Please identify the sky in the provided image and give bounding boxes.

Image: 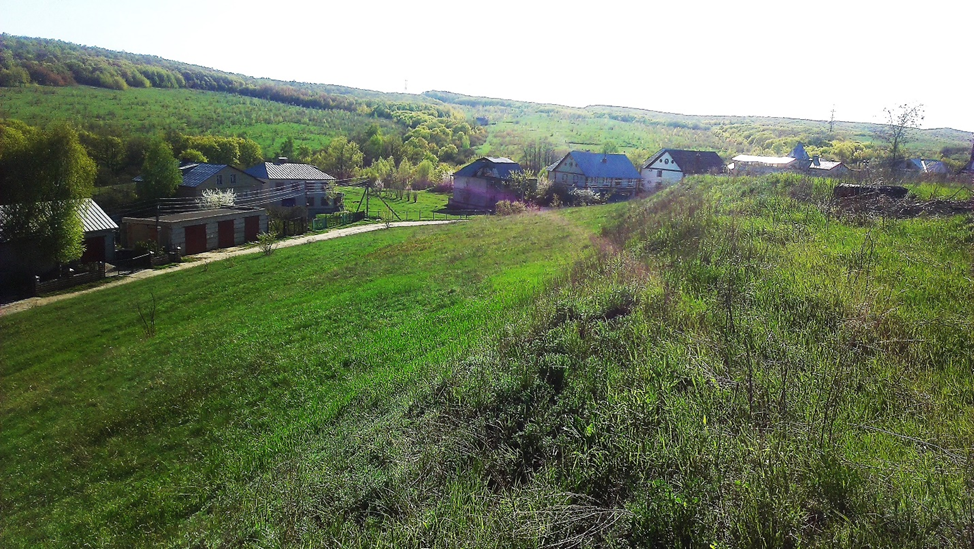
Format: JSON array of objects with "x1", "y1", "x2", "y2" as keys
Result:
[{"x1": 2, "y1": 0, "x2": 973, "y2": 132}]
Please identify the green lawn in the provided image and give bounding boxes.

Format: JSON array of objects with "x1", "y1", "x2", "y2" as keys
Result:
[
  {"x1": 0, "y1": 211, "x2": 604, "y2": 546},
  {"x1": 336, "y1": 186, "x2": 464, "y2": 220}
]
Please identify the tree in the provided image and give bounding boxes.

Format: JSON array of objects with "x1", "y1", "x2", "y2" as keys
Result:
[
  {"x1": 137, "y1": 139, "x2": 181, "y2": 200},
  {"x1": 0, "y1": 122, "x2": 96, "y2": 271},
  {"x1": 313, "y1": 136, "x2": 363, "y2": 180},
  {"x1": 278, "y1": 136, "x2": 295, "y2": 159},
  {"x1": 875, "y1": 103, "x2": 924, "y2": 167}
]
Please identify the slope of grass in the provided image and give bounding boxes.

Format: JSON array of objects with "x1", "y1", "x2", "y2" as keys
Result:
[
  {"x1": 3, "y1": 175, "x2": 973, "y2": 546},
  {"x1": 0, "y1": 212, "x2": 601, "y2": 546}
]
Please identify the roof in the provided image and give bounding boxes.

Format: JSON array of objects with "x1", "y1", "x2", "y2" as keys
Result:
[
  {"x1": 559, "y1": 151, "x2": 641, "y2": 179},
  {"x1": 245, "y1": 162, "x2": 336, "y2": 181},
  {"x1": 78, "y1": 198, "x2": 118, "y2": 233},
  {"x1": 124, "y1": 208, "x2": 262, "y2": 224},
  {"x1": 904, "y1": 159, "x2": 949, "y2": 174},
  {"x1": 809, "y1": 160, "x2": 845, "y2": 171},
  {"x1": 454, "y1": 157, "x2": 523, "y2": 179},
  {"x1": 788, "y1": 143, "x2": 810, "y2": 161},
  {"x1": 0, "y1": 198, "x2": 117, "y2": 240},
  {"x1": 732, "y1": 155, "x2": 798, "y2": 166},
  {"x1": 643, "y1": 149, "x2": 723, "y2": 174},
  {"x1": 180, "y1": 163, "x2": 228, "y2": 188}
]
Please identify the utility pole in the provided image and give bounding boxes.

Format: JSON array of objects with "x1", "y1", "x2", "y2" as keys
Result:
[{"x1": 829, "y1": 105, "x2": 836, "y2": 133}]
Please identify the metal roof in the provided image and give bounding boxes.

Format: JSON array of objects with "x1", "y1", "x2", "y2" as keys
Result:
[
  {"x1": 245, "y1": 162, "x2": 336, "y2": 181},
  {"x1": 559, "y1": 151, "x2": 641, "y2": 179},
  {"x1": 0, "y1": 198, "x2": 117, "y2": 240},
  {"x1": 454, "y1": 157, "x2": 523, "y2": 179},
  {"x1": 732, "y1": 155, "x2": 797, "y2": 166},
  {"x1": 809, "y1": 160, "x2": 845, "y2": 171},
  {"x1": 78, "y1": 198, "x2": 118, "y2": 233}
]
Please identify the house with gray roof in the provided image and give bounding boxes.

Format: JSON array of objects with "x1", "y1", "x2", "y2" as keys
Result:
[
  {"x1": 548, "y1": 151, "x2": 642, "y2": 197},
  {"x1": 449, "y1": 157, "x2": 523, "y2": 211},
  {"x1": 175, "y1": 163, "x2": 263, "y2": 198},
  {"x1": 245, "y1": 158, "x2": 341, "y2": 215}
]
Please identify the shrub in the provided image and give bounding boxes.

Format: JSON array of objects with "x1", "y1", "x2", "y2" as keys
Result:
[
  {"x1": 495, "y1": 200, "x2": 527, "y2": 216},
  {"x1": 257, "y1": 232, "x2": 277, "y2": 256}
]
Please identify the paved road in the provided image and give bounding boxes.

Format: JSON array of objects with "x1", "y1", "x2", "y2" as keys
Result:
[{"x1": 0, "y1": 220, "x2": 457, "y2": 317}]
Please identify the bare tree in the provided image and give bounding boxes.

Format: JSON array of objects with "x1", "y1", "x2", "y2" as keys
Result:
[{"x1": 875, "y1": 103, "x2": 924, "y2": 168}]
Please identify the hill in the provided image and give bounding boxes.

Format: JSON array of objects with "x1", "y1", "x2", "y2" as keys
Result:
[
  {"x1": 2, "y1": 176, "x2": 972, "y2": 546},
  {"x1": 3, "y1": 34, "x2": 971, "y2": 176}
]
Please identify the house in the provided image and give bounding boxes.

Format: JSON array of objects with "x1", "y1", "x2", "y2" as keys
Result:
[
  {"x1": 77, "y1": 198, "x2": 119, "y2": 263},
  {"x1": 548, "y1": 151, "x2": 642, "y2": 197},
  {"x1": 245, "y1": 158, "x2": 342, "y2": 216},
  {"x1": 122, "y1": 207, "x2": 268, "y2": 256},
  {"x1": 807, "y1": 157, "x2": 850, "y2": 177},
  {"x1": 641, "y1": 149, "x2": 723, "y2": 189},
  {"x1": 448, "y1": 157, "x2": 522, "y2": 211},
  {"x1": 1, "y1": 198, "x2": 117, "y2": 284},
  {"x1": 730, "y1": 143, "x2": 848, "y2": 176},
  {"x1": 894, "y1": 158, "x2": 950, "y2": 176},
  {"x1": 175, "y1": 163, "x2": 264, "y2": 198}
]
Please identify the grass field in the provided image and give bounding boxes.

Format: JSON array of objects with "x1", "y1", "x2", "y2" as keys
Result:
[
  {"x1": 0, "y1": 211, "x2": 604, "y2": 546},
  {"x1": 2, "y1": 175, "x2": 973, "y2": 546}
]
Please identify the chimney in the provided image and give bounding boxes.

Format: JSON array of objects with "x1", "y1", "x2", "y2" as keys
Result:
[
  {"x1": 276, "y1": 157, "x2": 288, "y2": 165},
  {"x1": 812, "y1": 155, "x2": 820, "y2": 166}
]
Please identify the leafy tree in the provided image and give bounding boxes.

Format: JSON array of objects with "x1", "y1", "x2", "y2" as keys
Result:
[
  {"x1": 278, "y1": 136, "x2": 295, "y2": 159},
  {"x1": 236, "y1": 138, "x2": 263, "y2": 168},
  {"x1": 181, "y1": 148, "x2": 208, "y2": 163},
  {"x1": 313, "y1": 136, "x2": 363, "y2": 180},
  {"x1": 875, "y1": 103, "x2": 924, "y2": 167},
  {"x1": 0, "y1": 122, "x2": 95, "y2": 271},
  {"x1": 137, "y1": 139, "x2": 181, "y2": 200}
]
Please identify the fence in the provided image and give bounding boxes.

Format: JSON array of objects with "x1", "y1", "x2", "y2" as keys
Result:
[
  {"x1": 312, "y1": 211, "x2": 366, "y2": 230},
  {"x1": 34, "y1": 262, "x2": 106, "y2": 296}
]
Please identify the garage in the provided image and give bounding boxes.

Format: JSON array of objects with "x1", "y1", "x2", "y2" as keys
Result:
[{"x1": 184, "y1": 224, "x2": 207, "y2": 255}]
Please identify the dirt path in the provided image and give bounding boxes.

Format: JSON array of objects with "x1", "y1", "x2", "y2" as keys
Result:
[{"x1": 0, "y1": 220, "x2": 457, "y2": 317}]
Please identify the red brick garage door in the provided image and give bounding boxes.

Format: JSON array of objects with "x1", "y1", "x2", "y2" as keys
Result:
[
  {"x1": 218, "y1": 220, "x2": 235, "y2": 249},
  {"x1": 184, "y1": 224, "x2": 207, "y2": 255}
]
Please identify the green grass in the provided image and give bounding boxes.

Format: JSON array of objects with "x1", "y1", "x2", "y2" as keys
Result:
[
  {"x1": 3, "y1": 175, "x2": 973, "y2": 546},
  {"x1": 336, "y1": 187, "x2": 464, "y2": 220},
  {"x1": 0, "y1": 212, "x2": 601, "y2": 546}
]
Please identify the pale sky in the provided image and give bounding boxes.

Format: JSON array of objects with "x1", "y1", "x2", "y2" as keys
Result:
[{"x1": 2, "y1": 0, "x2": 972, "y2": 132}]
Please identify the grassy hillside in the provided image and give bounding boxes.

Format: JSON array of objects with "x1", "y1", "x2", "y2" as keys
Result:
[
  {"x1": 0, "y1": 211, "x2": 609, "y2": 546},
  {"x1": 3, "y1": 176, "x2": 972, "y2": 546},
  {"x1": 0, "y1": 86, "x2": 399, "y2": 155}
]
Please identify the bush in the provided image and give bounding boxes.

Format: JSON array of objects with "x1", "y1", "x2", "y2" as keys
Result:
[
  {"x1": 257, "y1": 232, "x2": 277, "y2": 256},
  {"x1": 495, "y1": 200, "x2": 527, "y2": 216}
]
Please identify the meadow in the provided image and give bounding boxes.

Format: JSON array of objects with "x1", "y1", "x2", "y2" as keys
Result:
[{"x1": 2, "y1": 175, "x2": 972, "y2": 546}]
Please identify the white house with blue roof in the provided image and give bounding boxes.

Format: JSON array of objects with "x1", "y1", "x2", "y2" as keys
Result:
[{"x1": 548, "y1": 151, "x2": 642, "y2": 197}]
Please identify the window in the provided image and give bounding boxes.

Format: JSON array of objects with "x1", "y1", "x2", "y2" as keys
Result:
[
  {"x1": 573, "y1": 175, "x2": 578, "y2": 184},
  {"x1": 230, "y1": 174, "x2": 236, "y2": 185},
  {"x1": 216, "y1": 175, "x2": 223, "y2": 185},
  {"x1": 307, "y1": 197, "x2": 314, "y2": 207},
  {"x1": 657, "y1": 170, "x2": 663, "y2": 178},
  {"x1": 561, "y1": 173, "x2": 567, "y2": 182}
]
